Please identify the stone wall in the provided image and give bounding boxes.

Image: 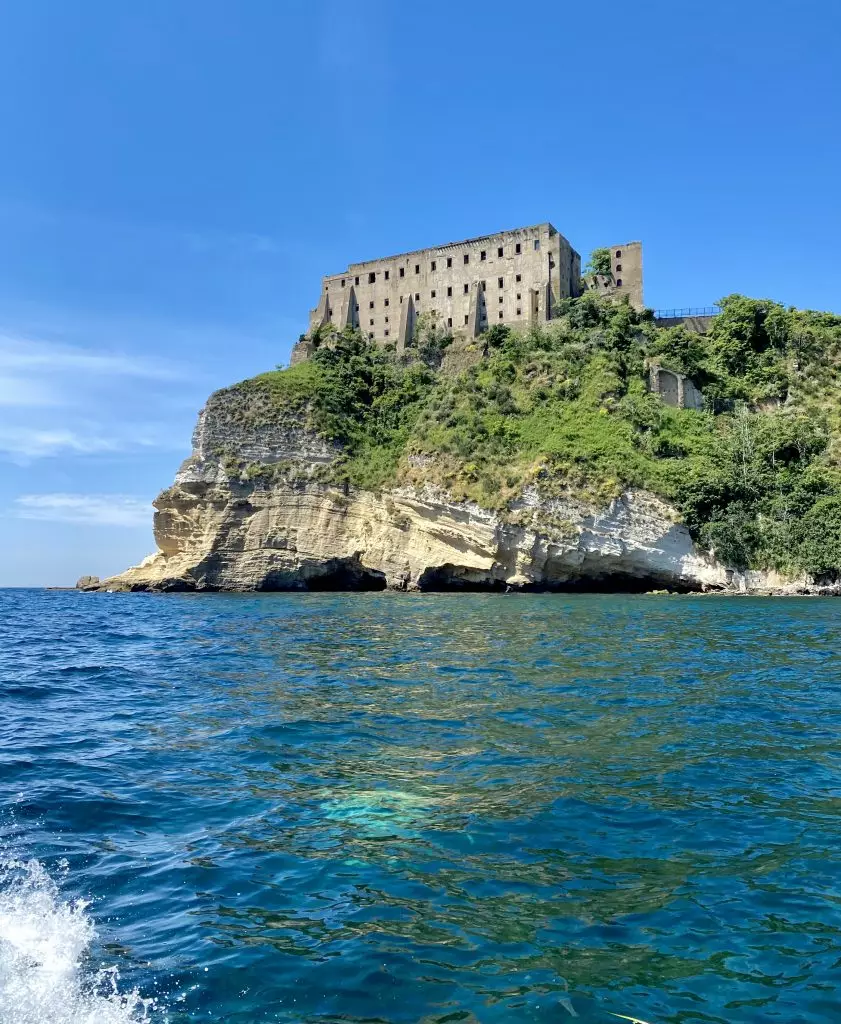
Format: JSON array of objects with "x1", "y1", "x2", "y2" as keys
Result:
[{"x1": 308, "y1": 223, "x2": 581, "y2": 349}]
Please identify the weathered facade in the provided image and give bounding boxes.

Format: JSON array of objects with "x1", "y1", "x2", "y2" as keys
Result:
[
  {"x1": 306, "y1": 223, "x2": 583, "y2": 353},
  {"x1": 584, "y1": 241, "x2": 644, "y2": 310},
  {"x1": 649, "y1": 365, "x2": 704, "y2": 410}
]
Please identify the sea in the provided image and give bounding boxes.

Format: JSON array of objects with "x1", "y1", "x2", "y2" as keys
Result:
[{"x1": 1, "y1": 588, "x2": 840, "y2": 1024}]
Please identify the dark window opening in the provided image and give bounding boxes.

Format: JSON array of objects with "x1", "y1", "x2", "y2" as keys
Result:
[
  {"x1": 431, "y1": 290, "x2": 436, "y2": 298},
  {"x1": 368, "y1": 272, "x2": 376, "y2": 283},
  {"x1": 415, "y1": 293, "x2": 420, "y2": 301},
  {"x1": 384, "y1": 298, "x2": 389, "y2": 306},
  {"x1": 447, "y1": 257, "x2": 453, "y2": 268},
  {"x1": 369, "y1": 319, "x2": 374, "y2": 326},
  {"x1": 515, "y1": 243, "x2": 521, "y2": 254},
  {"x1": 400, "y1": 296, "x2": 403, "y2": 303},
  {"x1": 369, "y1": 300, "x2": 374, "y2": 309},
  {"x1": 464, "y1": 314, "x2": 469, "y2": 325},
  {"x1": 368, "y1": 332, "x2": 374, "y2": 340},
  {"x1": 415, "y1": 264, "x2": 420, "y2": 274},
  {"x1": 616, "y1": 278, "x2": 623, "y2": 286},
  {"x1": 447, "y1": 317, "x2": 452, "y2": 328},
  {"x1": 464, "y1": 254, "x2": 469, "y2": 264},
  {"x1": 497, "y1": 246, "x2": 503, "y2": 257},
  {"x1": 616, "y1": 250, "x2": 622, "y2": 257},
  {"x1": 384, "y1": 270, "x2": 390, "y2": 281},
  {"x1": 498, "y1": 296, "x2": 503, "y2": 303},
  {"x1": 616, "y1": 263, "x2": 622, "y2": 272},
  {"x1": 327, "y1": 308, "x2": 332, "y2": 316},
  {"x1": 534, "y1": 239, "x2": 540, "y2": 250},
  {"x1": 516, "y1": 273, "x2": 522, "y2": 283},
  {"x1": 384, "y1": 329, "x2": 389, "y2": 337},
  {"x1": 480, "y1": 250, "x2": 487, "y2": 261},
  {"x1": 516, "y1": 307, "x2": 521, "y2": 316},
  {"x1": 341, "y1": 278, "x2": 345, "y2": 287},
  {"x1": 464, "y1": 284, "x2": 469, "y2": 294},
  {"x1": 499, "y1": 311, "x2": 504, "y2": 319},
  {"x1": 355, "y1": 276, "x2": 360, "y2": 285},
  {"x1": 431, "y1": 260, "x2": 436, "y2": 271},
  {"x1": 498, "y1": 277, "x2": 503, "y2": 288},
  {"x1": 481, "y1": 281, "x2": 487, "y2": 291},
  {"x1": 385, "y1": 316, "x2": 389, "y2": 323},
  {"x1": 447, "y1": 286, "x2": 453, "y2": 297},
  {"x1": 399, "y1": 267, "x2": 405, "y2": 278},
  {"x1": 516, "y1": 293, "x2": 521, "y2": 300}
]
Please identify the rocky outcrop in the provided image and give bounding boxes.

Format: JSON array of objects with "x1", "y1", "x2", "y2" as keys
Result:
[{"x1": 95, "y1": 384, "x2": 746, "y2": 594}]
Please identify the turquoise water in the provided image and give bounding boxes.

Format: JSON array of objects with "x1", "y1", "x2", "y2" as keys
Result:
[{"x1": 2, "y1": 590, "x2": 841, "y2": 1023}]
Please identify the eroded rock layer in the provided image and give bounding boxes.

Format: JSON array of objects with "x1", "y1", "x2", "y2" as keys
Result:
[{"x1": 97, "y1": 388, "x2": 737, "y2": 594}]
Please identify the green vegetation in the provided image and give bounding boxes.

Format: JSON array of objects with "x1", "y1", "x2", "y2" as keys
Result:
[
  {"x1": 228, "y1": 292, "x2": 841, "y2": 580},
  {"x1": 584, "y1": 247, "x2": 612, "y2": 276}
]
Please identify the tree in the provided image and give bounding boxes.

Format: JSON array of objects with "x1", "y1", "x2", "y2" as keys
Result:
[{"x1": 584, "y1": 248, "x2": 612, "y2": 276}]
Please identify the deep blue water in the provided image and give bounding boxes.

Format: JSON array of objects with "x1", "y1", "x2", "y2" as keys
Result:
[{"x1": 2, "y1": 589, "x2": 841, "y2": 1024}]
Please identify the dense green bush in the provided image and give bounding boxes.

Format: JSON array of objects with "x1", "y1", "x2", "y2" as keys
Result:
[{"x1": 231, "y1": 293, "x2": 841, "y2": 578}]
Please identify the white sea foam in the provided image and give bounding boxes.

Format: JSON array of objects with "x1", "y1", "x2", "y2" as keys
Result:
[{"x1": 0, "y1": 857, "x2": 156, "y2": 1024}]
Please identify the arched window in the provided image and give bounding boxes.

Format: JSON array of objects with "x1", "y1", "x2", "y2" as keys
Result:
[
  {"x1": 616, "y1": 278, "x2": 623, "y2": 287},
  {"x1": 615, "y1": 250, "x2": 622, "y2": 258}
]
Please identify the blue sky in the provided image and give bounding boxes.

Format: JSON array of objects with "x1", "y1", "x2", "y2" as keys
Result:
[{"x1": 0, "y1": 0, "x2": 838, "y2": 586}]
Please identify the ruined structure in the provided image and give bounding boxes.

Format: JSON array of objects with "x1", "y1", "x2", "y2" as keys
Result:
[
  {"x1": 583, "y1": 241, "x2": 644, "y2": 310},
  {"x1": 648, "y1": 365, "x2": 704, "y2": 410},
  {"x1": 301, "y1": 224, "x2": 644, "y2": 359}
]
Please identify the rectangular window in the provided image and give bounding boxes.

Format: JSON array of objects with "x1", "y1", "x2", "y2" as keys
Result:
[
  {"x1": 415, "y1": 293, "x2": 420, "y2": 301},
  {"x1": 384, "y1": 298, "x2": 389, "y2": 306},
  {"x1": 385, "y1": 269, "x2": 390, "y2": 280},
  {"x1": 481, "y1": 281, "x2": 486, "y2": 292},
  {"x1": 327, "y1": 308, "x2": 332, "y2": 316},
  {"x1": 516, "y1": 274, "x2": 522, "y2": 283},
  {"x1": 515, "y1": 243, "x2": 521, "y2": 255},
  {"x1": 385, "y1": 316, "x2": 389, "y2": 323},
  {"x1": 369, "y1": 332, "x2": 373, "y2": 339},
  {"x1": 447, "y1": 257, "x2": 453, "y2": 268},
  {"x1": 368, "y1": 272, "x2": 376, "y2": 283},
  {"x1": 341, "y1": 278, "x2": 346, "y2": 287},
  {"x1": 369, "y1": 300, "x2": 374, "y2": 309},
  {"x1": 447, "y1": 286, "x2": 452, "y2": 297},
  {"x1": 516, "y1": 292, "x2": 521, "y2": 300},
  {"x1": 400, "y1": 296, "x2": 403, "y2": 303},
  {"x1": 447, "y1": 317, "x2": 452, "y2": 328},
  {"x1": 498, "y1": 296, "x2": 503, "y2": 303},
  {"x1": 464, "y1": 314, "x2": 469, "y2": 325},
  {"x1": 431, "y1": 260, "x2": 436, "y2": 271},
  {"x1": 464, "y1": 283, "x2": 469, "y2": 294},
  {"x1": 415, "y1": 264, "x2": 420, "y2": 274},
  {"x1": 399, "y1": 267, "x2": 405, "y2": 278},
  {"x1": 431, "y1": 290, "x2": 436, "y2": 298},
  {"x1": 497, "y1": 246, "x2": 503, "y2": 257},
  {"x1": 616, "y1": 263, "x2": 622, "y2": 272},
  {"x1": 533, "y1": 239, "x2": 540, "y2": 251},
  {"x1": 499, "y1": 311, "x2": 504, "y2": 319},
  {"x1": 369, "y1": 319, "x2": 374, "y2": 326},
  {"x1": 480, "y1": 250, "x2": 486, "y2": 261},
  {"x1": 463, "y1": 254, "x2": 469, "y2": 264},
  {"x1": 516, "y1": 307, "x2": 521, "y2": 316},
  {"x1": 355, "y1": 276, "x2": 360, "y2": 284},
  {"x1": 498, "y1": 277, "x2": 503, "y2": 288},
  {"x1": 384, "y1": 329, "x2": 389, "y2": 337}
]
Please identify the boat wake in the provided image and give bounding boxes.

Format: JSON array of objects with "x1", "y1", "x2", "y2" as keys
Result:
[{"x1": 0, "y1": 856, "x2": 156, "y2": 1024}]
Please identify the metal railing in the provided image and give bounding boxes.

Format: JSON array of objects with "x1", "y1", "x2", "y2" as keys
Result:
[{"x1": 654, "y1": 306, "x2": 721, "y2": 320}]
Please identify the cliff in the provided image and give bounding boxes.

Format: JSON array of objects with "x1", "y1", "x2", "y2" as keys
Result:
[
  {"x1": 99, "y1": 391, "x2": 729, "y2": 593},
  {"x1": 94, "y1": 293, "x2": 841, "y2": 594}
]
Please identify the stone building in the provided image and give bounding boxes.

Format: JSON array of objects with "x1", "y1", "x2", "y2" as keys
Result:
[
  {"x1": 306, "y1": 223, "x2": 583, "y2": 354},
  {"x1": 584, "y1": 241, "x2": 643, "y2": 310},
  {"x1": 648, "y1": 365, "x2": 704, "y2": 410}
]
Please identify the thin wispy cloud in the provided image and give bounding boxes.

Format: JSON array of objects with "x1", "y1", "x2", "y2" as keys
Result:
[
  {"x1": 0, "y1": 334, "x2": 186, "y2": 382},
  {"x1": 14, "y1": 493, "x2": 152, "y2": 527}
]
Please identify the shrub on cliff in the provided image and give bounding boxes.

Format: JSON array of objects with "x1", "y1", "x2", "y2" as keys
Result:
[{"x1": 233, "y1": 293, "x2": 841, "y2": 577}]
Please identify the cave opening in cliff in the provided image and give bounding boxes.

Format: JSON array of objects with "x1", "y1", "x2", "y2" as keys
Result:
[
  {"x1": 417, "y1": 563, "x2": 701, "y2": 594},
  {"x1": 304, "y1": 559, "x2": 387, "y2": 592}
]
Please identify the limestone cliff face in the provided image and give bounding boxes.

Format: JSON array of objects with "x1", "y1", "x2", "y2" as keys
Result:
[{"x1": 99, "y1": 386, "x2": 744, "y2": 594}]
